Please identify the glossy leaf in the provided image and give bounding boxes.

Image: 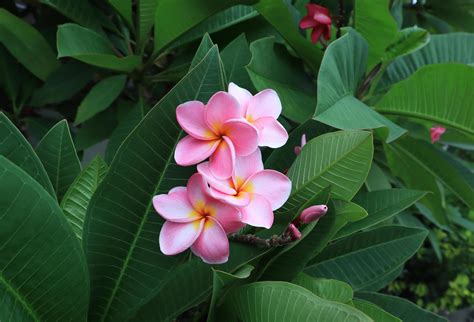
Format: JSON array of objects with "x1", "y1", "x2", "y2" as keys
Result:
[
  {"x1": 293, "y1": 273, "x2": 354, "y2": 304},
  {"x1": 138, "y1": 0, "x2": 159, "y2": 45},
  {"x1": 221, "y1": 33, "x2": 253, "y2": 90},
  {"x1": 40, "y1": 0, "x2": 102, "y2": 30},
  {"x1": 57, "y1": 23, "x2": 141, "y2": 72},
  {"x1": 0, "y1": 113, "x2": 54, "y2": 196},
  {"x1": 247, "y1": 37, "x2": 316, "y2": 123},
  {"x1": 36, "y1": 120, "x2": 81, "y2": 201},
  {"x1": 365, "y1": 163, "x2": 391, "y2": 191},
  {"x1": 305, "y1": 226, "x2": 428, "y2": 291},
  {"x1": 382, "y1": 27, "x2": 430, "y2": 63},
  {"x1": 0, "y1": 156, "x2": 89, "y2": 321},
  {"x1": 61, "y1": 156, "x2": 108, "y2": 240},
  {"x1": 75, "y1": 109, "x2": 118, "y2": 151},
  {"x1": 75, "y1": 75, "x2": 127, "y2": 125},
  {"x1": 353, "y1": 298, "x2": 401, "y2": 322},
  {"x1": 0, "y1": 8, "x2": 59, "y2": 80}
]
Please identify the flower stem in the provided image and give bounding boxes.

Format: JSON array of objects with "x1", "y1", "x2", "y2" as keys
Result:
[{"x1": 229, "y1": 231, "x2": 296, "y2": 248}]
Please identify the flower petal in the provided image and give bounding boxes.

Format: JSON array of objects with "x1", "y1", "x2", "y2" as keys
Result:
[
  {"x1": 234, "y1": 149, "x2": 264, "y2": 188},
  {"x1": 197, "y1": 162, "x2": 236, "y2": 195},
  {"x1": 222, "y1": 119, "x2": 259, "y2": 156},
  {"x1": 228, "y1": 82, "x2": 252, "y2": 114},
  {"x1": 240, "y1": 194, "x2": 274, "y2": 229},
  {"x1": 159, "y1": 219, "x2": 204, "y2": 255},
  {"x1": 247, "y1": 89, "x2": 282, "y2": 120},
  {"x1": 205, "y1": 91, "x2": 243, "y2": 134},
  {"x1": 210, "y1": 187, "x2": 251, "y2": 207},
  {"x1": 209, "y1": 136, "x2": 236, "y2": 179},
  {"x1": 253, "y1": 117, "x2": 289, "y2": 148},
  {"x1": 153, "y1": 189, "x2": 199, "y2": 223},
  {"x1": 314, "y1": 12, "x2": 331, "y2": 25},
  {"x1": 176, "y1": 101, "x2": 217, "y2": 140},
  {"x1": 187, "y1": 173, "x2": 212, "y2": 211},
  {"x1": 175, "y1": 136, "x2": 220, "y2": 166},
  {"x1": 207, "y1": 199, "x2": 244, "y2": 233},
  {"x1": 299, "y1": 16, "x2": 317, "y2": 29},
  {"x1": 244, "y1": 170, "x2": 291, "y2": 210},
  {"x1": 191, "y1": 218, "x2": 229, "y2": 264},
  {"x1": 311, "y1": 25, "x2": 325, "y2": 44},
  {"x1": 307, "y1": 3, "x2": 330, "y2": 16}
]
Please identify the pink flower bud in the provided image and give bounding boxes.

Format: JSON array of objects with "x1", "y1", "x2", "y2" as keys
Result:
[
  {"x1": 299, "y1": 204, "x2": 328, "y2": 223},
  {"x1": 430, "y1": 126, "x2": 446, "y2": 143},
  {"x1": 288, "y1": 223, "x2": 302, "y2": 240},
  {"x1": 294, "y1": 134, "x2": 307, "y2": 156}
]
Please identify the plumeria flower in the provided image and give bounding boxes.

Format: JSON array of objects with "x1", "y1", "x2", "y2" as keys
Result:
[
  {"x1": 299, "y1": 4, "x2": 332, "y2": 45},
  {"x1": 430, "y1": 126, "x2": 446, "y2": 143},
  {"x1": 198, "y1": 149, "x2": 291, "y2": 229},
  {"x1": 153, "y1": 173, "x2": 243, "y2": 264},
  {"x1": 175, "y1": 92, "x2": 259, "y2": 179},
  {"x1": 294, "y1": 134, "x2": 307, "y2": 156},
  {"x1": 228, "y1": 83, "x2": 288, "y2": 148}
]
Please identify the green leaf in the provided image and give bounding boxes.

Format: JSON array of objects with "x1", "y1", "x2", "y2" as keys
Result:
[
  {"x1": 293, "y1": 273, "x2": 354, "y2": 304},
  {"x1": 353, "y1": 298, "x2": 401, "y2": 322},
  {"x1": 377, "y1": 64, "x2": 474, "y2": 135},
  {"x1": 36, "y1": 120, "x2": 81, "y2": 201},
  {"x1": 190, "y1": 34, "x2": 215, "y2": 69},
  {"x1": 365, "y1": 162, "x2": 391, "y2": 191},
  {"x1": 354, "y1": 0, "x2": 398, "y2": 69},
  {"x1": 0, "y1": 156, "x2": 89, "y2": 321},
  {"x1": 0, "y1": 8, "x2": 59, "y2": 80},
  {"x1": 255, "y1": 0, "x2": 323, "y2": 72},
  {"x1": 305, "y1": 226, "x2": 428, "y2": 291},
  {"x1": 223, "y1": 282, "x2": 372, "y2": 322},
  {"x1": 382, "y1": 27, "x2": 430, "y2": 63},
  {"x1": 40, "y1": 0, "x2": 102, "y2": 30},
  {"x1": 57, "y1": 23, "x2": 141, "y2": 72},
  {"x1": 109, "y1": 0, "x2": 132, "y2": 27},
  {"x1": 31, "y1": 61, "x2": 95, "y2": 107},
  {"x1": 221, "y1": 33, "x2": 253, "y2": 90},
  {"x1": 75, "y1": 74, "x2": 126, "y2": 124},
  {"x1": 83, "y1": 46, "x2": 226, "y2": 321},
  {"x1": 75, "y1": 109, "x2": 118, "y2": 151},
  {"x1": 61, "y1": 156, "x2": 108, "y2": 240},
  {"x1": 0, "y1": 113, "x2": 54, "y2": 196},
  {"x1": 138, "y1": 0, "x2": 159, "y2": 45},
  {"x1": 314, "y1": 30, "x2": 406, "y2": 142},
  {"x1": 427, "y1": 0, "x2": 474, "y2": 33},
  {"x1": 356, "y1": 292, "x2": 447, "y2": 322},
  {"x1": 153, "y1": 0, "x2": 257, "y2": 53},
  {"x1": 380, "y1": 33, "x2": 474, "y2": 89},
  {"x1": 336, "y1": 189, "x2": 427, "y2": 239},
  {"x1": 247, "y1": 37, "x2": 316, "y2": 123},
  {"x1": 283, "y1": 131, "x2": 373, "y2": 214}
]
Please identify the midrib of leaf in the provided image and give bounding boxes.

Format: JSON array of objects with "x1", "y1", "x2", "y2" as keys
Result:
[
  {"x1": 54, "y1": 127, "x2": 65, "y2": 197},
  {"x1": 99, "y1": 57, "x2": 215, "y2": 321},
  {"x1": 0, "y1": 274, "x2": 40, "y2": 321},
  {"x1": 289, "y1": 133, "x2": 370, "y2": 202}
]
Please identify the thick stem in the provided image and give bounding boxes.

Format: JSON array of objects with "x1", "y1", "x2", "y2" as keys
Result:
[
  {"x1": 229, "y1": 231, "x2": 295, "y2": 248},
  {"x1": 336, "y1": 0, "x2": 345, "y2": 38}
]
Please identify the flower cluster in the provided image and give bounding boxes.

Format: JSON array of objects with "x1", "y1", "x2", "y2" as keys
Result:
[
  {"x1": 153, "y1": 83, "x2": 292, "y2": 264},
  {"x1": 299, "y1": 4, "x2": 332, "y2": 45}
]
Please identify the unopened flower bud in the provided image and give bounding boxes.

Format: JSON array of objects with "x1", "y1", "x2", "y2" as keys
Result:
[
  {"x1": 294, "y1": 134, "x2": 307, "y2": 156},
  {"x1": 299, "y1": 204, "x2": 328, "y2": 223},
  {"x1": 288, "y1": 223, "x2": 302, "y2": 240}
]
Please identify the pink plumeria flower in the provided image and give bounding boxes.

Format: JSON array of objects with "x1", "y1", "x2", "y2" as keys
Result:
[
  {"x1": 198, "y1": 149, "x2": 291, "y2": 229},
  {"x1": 174, "y1": 92, "x2": 259, "y2": 179},
  {"x1": 287, "y1": 223, "x2": 302, "y2": 240},
  {"x1": 153, "y1": 173, "x2": 243, "y2": 264},
  {"x1": 299, "y1": 4, "x2": 332, "y2": 44},
  {"x1": 430, "y1": 126, "x2": 446, "y2": 143},
  {"x1": 294, "y1": 134, "x2": 307, "y2": 156},
  {"x1": 298, "y1": 204, "x2": 328, "y2": 224},
  {"x1": 228, "y1": 83, "x2": 289, "y2": 148}
]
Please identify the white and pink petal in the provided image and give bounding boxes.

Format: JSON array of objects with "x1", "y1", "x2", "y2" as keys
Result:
[{"x1": 159, "y1": 219, "x2": 204, "y2": 255}]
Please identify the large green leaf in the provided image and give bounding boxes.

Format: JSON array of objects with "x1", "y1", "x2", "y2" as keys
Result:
[
  {"x1": 382, "y1": 27, "x2": 430, "y2": 63},
  {"x1": 282, "y1": 131, "x2": 373, "y2": 214},
  {"x1": 75, "y1": 74, "x2": 126, "y2": 124},
  {"x1": 336, "y1": 189, "x2": 427, "y2": 239},
  {"x1": 0, "y1": 156, "x2": 89, "y2": 321},
  {"x1": 255, "y1": 0, "x2": 323, "y2": 72},
  {"x1": 61, "y1": 156, "x2": 108, "y2": 240},
  {"x1": 354, "y1": 0, "x2": 398, "y2": 69},
  {"x1": 356, "y1": 292, "x2": 447, "y2": 322},
  {"x1": 0, "y1": 9, "x2": 59, "y2": 80},
  {"x1": 153, "y1": 0, "x2": 257, "y2": 52},
  {"x1": 377, "y1": 64, "x2": 474, "y2": 135},
  {"x1": 292, "y1": 273, "x2": 354, "y2": 304},
  {"x1": 305, "y1": 226, "x2": 428, "y2": 291},
  {"x1": 83, "y1": 46, "x2": 225, "y2": 321},
  {"x1": 314, "y1": 30, "x2": 406, "y2": 142},
  {"x1": 40, "y1": 0, "x2": 102, "y2": 30},
  {"x1": 223, "y1": 282, "x2": 372, "y2": 321},
  {"x1": 36, "y1": 120, "x2": 81, "y2": 201},
  {"x1": 381, "y1": 33, "x2": 474, "y2": 89},
  {"x1": 221, "y1": 33, "x2": 253, "y2": 90},
  {"x1": 0, "y1": 113, "x2": 54, "y2": 196},
  {"x1": 57, "y1": 23, "x2": 141, "y2": 72},
  {"x1": 109, "y1": 0, "x2": 132, "y2": 27},
  {"x1": 138, "y1": 0, "x2": 159, "y2": 45},
  {"x1": 353, "y1": 298, "x2": 401, "y2": 322},
  {"x1": 247, "y1": 37, "x2": 316, "y2": 123}
]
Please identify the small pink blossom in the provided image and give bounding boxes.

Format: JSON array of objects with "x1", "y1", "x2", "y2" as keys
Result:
[
  {"x1": 174, "y1": 92, "x2": 259, "y2": 179},
  {"x1": 198, "y1": 149, "x2": 291, "y2": 229},
  {"x1": 430, "y1": 126, "x2": 446, "y2": 143},
  {"x1": 294, "y1": 134, "x2": 307, "y2": 156},
  {"x1": 287, "y1": 223, "x2": 302, "y2": 240},
  {"x1": 299, "y1": 204, "x2": 328, "y2": 223},
  {"x1": 228, "y1": 83, "x2": 289, "y2": 148},
  {"x1": 153, "y1": 173, "x2": 243, "y2": 264},
  {"x1": 299, "y1": 4, "x2": 332, "y2": 45}
]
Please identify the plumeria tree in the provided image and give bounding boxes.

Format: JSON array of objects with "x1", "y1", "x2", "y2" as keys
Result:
[{"x1": 1, "y1": 0, "x2": 473, "y2": 321}]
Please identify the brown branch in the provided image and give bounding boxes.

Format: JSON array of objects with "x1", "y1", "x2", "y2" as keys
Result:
[{"x1": 229, "y1": 232, "x2": 295, "y2": 248}]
